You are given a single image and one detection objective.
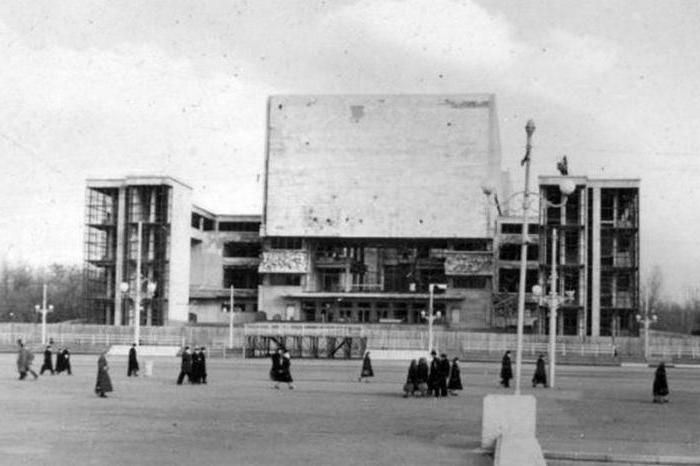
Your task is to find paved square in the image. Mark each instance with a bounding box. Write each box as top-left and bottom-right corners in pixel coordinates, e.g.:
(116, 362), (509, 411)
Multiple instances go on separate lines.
(1, 354), (699, 465)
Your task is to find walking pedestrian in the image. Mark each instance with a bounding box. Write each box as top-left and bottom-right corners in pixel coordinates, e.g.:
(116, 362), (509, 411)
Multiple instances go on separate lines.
(191, 347), (202, 384)
(359, 350), (374, 382)
(653, 362), (669, 403)
(61, 348), (72, 375)
(176, 346), (192, 385)
(403, 359), (418, 397)
(415, 357), (430, 397)
(427, 350), (439, 396)
(447, 357), (463, 396)
(55, 347), (65, 373)
(17, 341), (38, 380)
(95, 350), (113, 398)
(40, 345), (55, 375)
(127, 343), (139, 377)
(270, 347), (283, 388)
(500, 350), (513, 388)
(279, 349), (294, 389)
(435, 353), (450, 398)
(199, 347), (207, 384)
(532, 354), (547, 388)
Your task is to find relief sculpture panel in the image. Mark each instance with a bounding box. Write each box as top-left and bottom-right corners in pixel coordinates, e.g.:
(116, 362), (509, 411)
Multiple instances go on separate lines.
(258, 250), (309, 274)
(444, 252), (493, 275)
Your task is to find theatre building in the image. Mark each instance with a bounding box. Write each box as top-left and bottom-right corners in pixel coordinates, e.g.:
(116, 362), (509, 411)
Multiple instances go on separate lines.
(258, 94), (509, 328)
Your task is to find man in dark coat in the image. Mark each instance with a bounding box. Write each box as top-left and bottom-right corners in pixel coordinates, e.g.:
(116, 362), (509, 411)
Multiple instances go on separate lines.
(270, 347), (283, 388)
(95, 351), (113, 398)
(40, 345), (54, 375)
(500, 350), (513, 388)
(55, 347), (65, 373)
(191, 347), (202, 384)
(435, 353), (450, 398)
(427, 351), (439, 396)
(532, 354), (547, 388)
(127, 343), (139, 377)
(176, 346), (192, 385)
(653, 362), (669, 403)
(199, 347), (207, 384)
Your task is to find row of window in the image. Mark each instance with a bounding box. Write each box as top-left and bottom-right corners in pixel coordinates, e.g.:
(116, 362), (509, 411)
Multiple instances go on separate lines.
(191, 213), (260, 233)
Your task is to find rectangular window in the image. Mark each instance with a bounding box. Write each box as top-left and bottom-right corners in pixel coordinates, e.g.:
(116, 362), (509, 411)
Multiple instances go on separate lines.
(269, 274), (302, 286)
(218, 222), (260, 232)
(319, 270), (343, 292)
(223, 242), (261, 258)
(223, 267), (259, 289)
(498, 269), (537, 293)
(270, 237), (303, 250)
(453, 276), (491, 289)
(452, 239), (491, 251)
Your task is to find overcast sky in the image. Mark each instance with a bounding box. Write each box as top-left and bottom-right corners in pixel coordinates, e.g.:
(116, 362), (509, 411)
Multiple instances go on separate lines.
(1, 0), (699, 299)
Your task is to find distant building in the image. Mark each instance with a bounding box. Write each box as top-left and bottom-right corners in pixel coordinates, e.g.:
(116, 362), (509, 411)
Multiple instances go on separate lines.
(84, 176), (260, 326)
(259, 94), (509, 326)
(84, 176), (192, 325)
(83, 95), (640, 337)
(492, 176), (640, 337)
(189, 208), (261, 323)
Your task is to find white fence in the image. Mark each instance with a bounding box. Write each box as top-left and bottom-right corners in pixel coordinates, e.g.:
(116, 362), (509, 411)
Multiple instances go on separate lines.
(3, 323), (700, 360)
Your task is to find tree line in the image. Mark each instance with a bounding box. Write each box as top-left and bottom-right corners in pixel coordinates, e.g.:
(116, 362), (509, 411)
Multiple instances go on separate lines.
(0, 262), (86, 323)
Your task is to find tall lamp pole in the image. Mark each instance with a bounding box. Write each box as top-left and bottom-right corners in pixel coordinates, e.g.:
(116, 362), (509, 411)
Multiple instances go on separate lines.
(423, 283), (447, 354)
(34, 284), (54, 345)
(637, 287), (657, 361)
(229, 285), (235, 349)
(530, 179), (576, 388)
(514, 120), (536, 395)
(134, 221), (143, 346)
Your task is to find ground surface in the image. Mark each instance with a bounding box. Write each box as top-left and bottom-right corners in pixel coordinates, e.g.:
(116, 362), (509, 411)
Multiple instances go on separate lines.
(1, 354), (698, 465)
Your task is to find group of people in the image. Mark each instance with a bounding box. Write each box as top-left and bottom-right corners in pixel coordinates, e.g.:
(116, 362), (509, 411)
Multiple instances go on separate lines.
(176, 346), (208, 385)
(16, 340), (72, 380)
(402, 351), (462, 398)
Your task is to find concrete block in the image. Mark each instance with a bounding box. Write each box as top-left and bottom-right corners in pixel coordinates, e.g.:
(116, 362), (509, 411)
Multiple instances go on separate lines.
(494, 435), (546, 466)
(481, 394), (537, 449)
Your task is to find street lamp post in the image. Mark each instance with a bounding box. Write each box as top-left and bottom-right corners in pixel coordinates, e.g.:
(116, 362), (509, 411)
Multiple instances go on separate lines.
(34, 283), (54, 345)
(422, 283), (447, 354)
(531, 228), (574, 388)
(636, 288), (657, 361)
(120, 278), (157, 346)
(513, 119), (536, 395)
(229, 285), (235, 349)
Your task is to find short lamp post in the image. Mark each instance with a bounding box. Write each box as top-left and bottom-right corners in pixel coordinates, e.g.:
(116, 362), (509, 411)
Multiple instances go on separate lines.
(636, 295), (657, 361)
(422, 283), (447, 354)
(34, 284), (54, 346)
(120, 280), (157, 346)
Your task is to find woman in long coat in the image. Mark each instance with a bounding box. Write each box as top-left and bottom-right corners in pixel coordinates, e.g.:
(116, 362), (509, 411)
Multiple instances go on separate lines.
(532, 354), (548, 388)
(447, 357), (463, 395)
(403, 359), (418, 397)
(500, 350), (513, 388)
(127, 344), (139, 377)
(95, 351), (113, 398)
(359, 351), (374, 382)
(653, 362), (669, 403)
